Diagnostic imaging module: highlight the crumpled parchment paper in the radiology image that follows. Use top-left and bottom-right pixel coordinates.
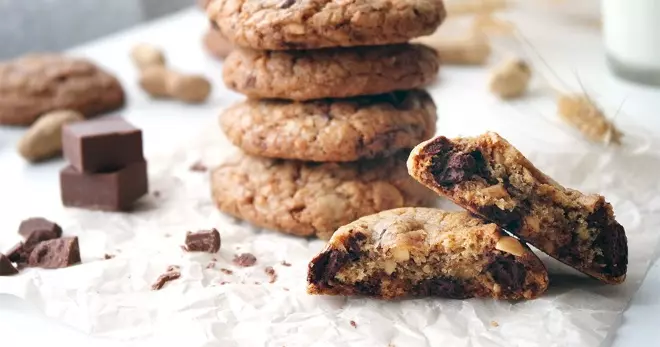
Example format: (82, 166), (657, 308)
(0, 123), (658, 347)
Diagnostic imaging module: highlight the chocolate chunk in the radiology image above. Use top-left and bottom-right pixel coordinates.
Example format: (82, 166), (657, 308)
(307, 250), (347, 289)
(414, 277), (468, 299)
(18, 217), (62, 239)
(265, 266), (277, 283)
(62, 117), (144, 173)
(151, 266), (181, 290)
(184, 229), (221, 253)
(7, 225), (61, 264)
(486, 256), (526, 293)
(433, 150), (488, 186)
(590, 205), (628, 278)
(345, 232), (367, 261)
(350, 320), (357, 328)
(0, 254), (18, 276)
(233, 253), (257, 267)
(6, 242), (26, 263)
(477, 205), (523, 232)
(59, 161), (148, 211)
(104, 253), (115, 260)
(27, 237), (81, 269)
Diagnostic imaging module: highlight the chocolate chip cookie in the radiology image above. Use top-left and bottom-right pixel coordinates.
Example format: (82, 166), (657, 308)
(222, 44), (439, 101)
(408, 133), (628, 284)
(0, 54), (125, 126)
(307, 207), (549, 300)
(221, 91), (437, 162)
(203, 27), (233, 59)
(210, 152), (435, 239)
(206, 0), (446, 50)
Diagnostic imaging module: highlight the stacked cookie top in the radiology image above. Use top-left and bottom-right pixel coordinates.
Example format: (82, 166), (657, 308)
(207, 0), (446, 238)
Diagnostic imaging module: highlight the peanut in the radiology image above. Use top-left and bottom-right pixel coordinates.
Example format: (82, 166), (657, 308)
(495, 236), (525, 257)
(416, 31), (491, 65)
(17, 110), (84, 162)
(138, 67), (212, 103)
(489, 58), (531, 99)
(130, 43), (166, 70)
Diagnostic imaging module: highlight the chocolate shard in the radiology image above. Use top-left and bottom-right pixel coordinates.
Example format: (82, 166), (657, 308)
(27, 237), (81, 269)
(0, 254), (18, 276)
(18, 217), (62, 239)
(6, 242), (27, 263)
(184, 229), (221, 253)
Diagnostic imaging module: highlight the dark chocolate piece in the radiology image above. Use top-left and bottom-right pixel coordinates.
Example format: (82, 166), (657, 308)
(184, 229), (221, 253)
(0, 254), (18, 276)
(27, 237), (81, 269)
(220, 268), (233, 274)
(151, 265), (181, 290)
(62, 117), (144, 173)
(350, 320), (357, 328)
(6, 242), (27, 263)
(18, 217), (62, 239)
(233, 253), (257, 267)
(189, 161), (208, 172)
(60, 161), (148, 211)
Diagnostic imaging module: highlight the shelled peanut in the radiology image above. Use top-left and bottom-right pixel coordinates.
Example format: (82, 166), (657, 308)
(489, 58), (531, 99)
(17, 110), (84, 162)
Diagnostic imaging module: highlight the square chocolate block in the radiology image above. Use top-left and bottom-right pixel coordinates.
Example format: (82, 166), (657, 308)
(62, 117), (143, 173)
(60, 161), (148, 211)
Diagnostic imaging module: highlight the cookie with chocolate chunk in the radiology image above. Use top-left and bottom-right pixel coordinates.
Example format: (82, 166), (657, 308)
(307, 207), (549, 300)
(207, 0), (446, 50)
(407, 132), (628, 284)
(220, 90), (437, 162)
(0, 54), (125, 126)
(222, 44), (439, 101)
(210, 152), (435, 239)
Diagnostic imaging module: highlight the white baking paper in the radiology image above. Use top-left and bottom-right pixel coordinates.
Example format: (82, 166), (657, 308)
(1, 121), (658, 347)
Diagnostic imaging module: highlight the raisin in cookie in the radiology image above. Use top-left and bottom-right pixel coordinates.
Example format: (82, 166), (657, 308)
(307, 207), (549, 300)
(223, 44), (439, 101)
(407, 133), (628, 284)
(0, 54), (125, 126)
(207, 0), (446, 50)
(221, 91), (437, 162)
(203, 27), (233, 59)
(211, 152), (435, 239)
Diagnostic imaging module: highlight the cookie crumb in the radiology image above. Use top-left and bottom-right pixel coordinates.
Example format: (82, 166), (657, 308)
(233, 253), (257, 267)
(350, 320), (357, 328)
(151, 265), (181, 290)
(265, 266), (277, 283)
(220, 268), (233, 275)
(190, 161), (208, 172)
(490, 320), (499, 327)
(280, 260), (291, 267)
(104, 253), (115, 260)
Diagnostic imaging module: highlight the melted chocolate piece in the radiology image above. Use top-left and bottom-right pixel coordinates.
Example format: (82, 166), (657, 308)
(477, 205), (523, 233)
(354, 277), (382, 296)
(486, 256), (526, 293)
(307, 250), (347, 289)
(414, 277), (468, 299)
(425, 137), (490, 186)
(590, 205), (628, 278)
(345, 232), (367, 261)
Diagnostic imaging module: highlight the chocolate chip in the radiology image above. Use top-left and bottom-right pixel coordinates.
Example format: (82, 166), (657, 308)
(279, 0), (296, 9)
(27, 237), (81, 269)
(414, 277), (468, 299)
(590, 205), (628, 277)
(233, 253), (257, 267)
(307, 250), (347, 289)
(477, 205), (523, 232)
(18, 217), (62, 239)
(486, 256), (526, 293)
(345, 232), (367, 261)
(0, 254), (18, 276)
(184, 229), (221, 253)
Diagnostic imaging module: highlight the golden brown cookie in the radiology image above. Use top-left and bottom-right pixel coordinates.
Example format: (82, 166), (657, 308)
(0, 54), (125, 126)
(220, 91), (437, 162)
(408, 132), (628, 284)
(307, 207), (549, 300)
(207, 0), (446, 50)
(203, 27), (233, 59)
(222, 44), (439, 101)
(210, 152), (435, 239)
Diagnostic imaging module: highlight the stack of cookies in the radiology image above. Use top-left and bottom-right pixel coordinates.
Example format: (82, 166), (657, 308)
(207, 0), (447, 239)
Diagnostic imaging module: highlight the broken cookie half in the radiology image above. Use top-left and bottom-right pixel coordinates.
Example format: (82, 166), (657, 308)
(407, 132), (627, 284)
(307, 208), (548, 300)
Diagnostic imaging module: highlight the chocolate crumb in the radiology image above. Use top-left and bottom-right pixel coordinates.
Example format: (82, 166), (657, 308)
(104, 254), (115, 260)
(233, 253), (257, 267)
(184, 229), (221, 253)
(206, 261), (216, 269)
(220, 281), (229, 285)
(281, 260), (291, 267)
(490, 320), (499, 327)
(350, 320), (357, 328)
(220, 268), (233, 275)
(151, 266), (181, 290)
(190, 161), (208, 172)
(265, 266), (277, 283)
